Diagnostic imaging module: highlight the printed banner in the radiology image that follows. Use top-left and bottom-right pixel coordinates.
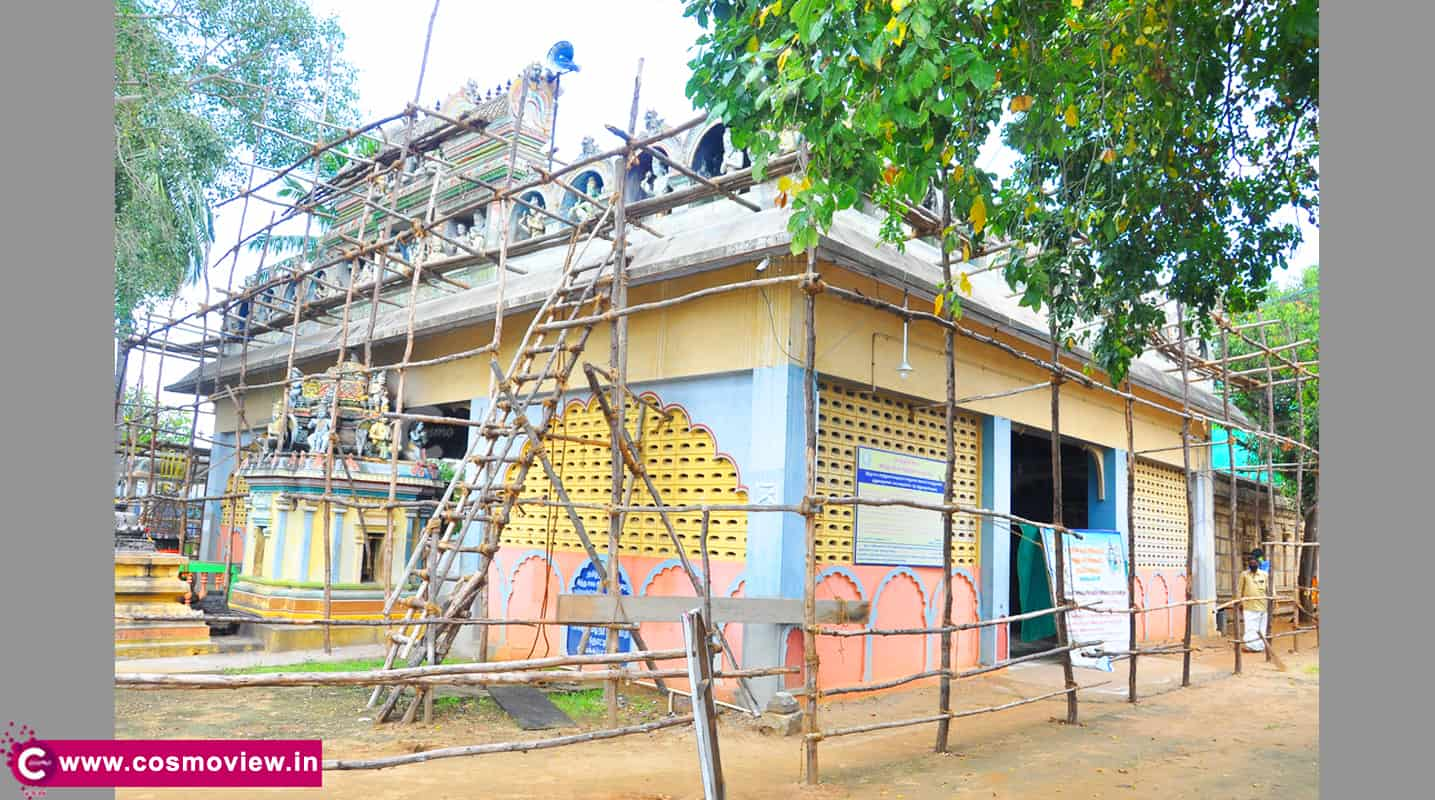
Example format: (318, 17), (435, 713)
(1039, 528), (1132, 672)
(853, 446), (947, 567)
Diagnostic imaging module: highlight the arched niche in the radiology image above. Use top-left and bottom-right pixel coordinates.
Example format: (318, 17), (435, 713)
(625, 148), (674, 204)
(691, 123), (749, 179)
(510, 191), (549, 242)
(561, 170), (605, 220)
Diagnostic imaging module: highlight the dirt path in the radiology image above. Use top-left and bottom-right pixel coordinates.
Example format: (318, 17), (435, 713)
(116, 639), (1318, 799)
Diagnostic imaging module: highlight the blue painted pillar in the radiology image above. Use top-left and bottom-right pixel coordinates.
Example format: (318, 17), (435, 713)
(298, 507), (314, 582)
(460, 395), (490, 578)
(273, 504), (289, 580)
(332, 507), (347, 584)
(742, 364), (809, 706)
(979, 416), (1011, 665)
(1087, 446), (1127, 534)
(202, 431), (235, 561)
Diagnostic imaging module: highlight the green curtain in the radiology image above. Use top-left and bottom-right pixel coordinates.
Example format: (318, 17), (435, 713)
(1016, 523), (1057, 641)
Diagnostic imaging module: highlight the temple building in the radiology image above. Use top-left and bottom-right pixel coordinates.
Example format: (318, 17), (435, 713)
(170, 64), (1264, 692)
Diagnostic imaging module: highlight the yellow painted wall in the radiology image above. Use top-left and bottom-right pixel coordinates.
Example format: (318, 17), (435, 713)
(210, 256), (1199, 467)
(810, 265), (1196, 468)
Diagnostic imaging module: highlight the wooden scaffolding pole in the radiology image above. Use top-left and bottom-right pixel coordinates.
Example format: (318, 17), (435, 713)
(1259, 313), (1278, 663)
(603, 57), (644, 726)
(1176, 304), (1196, 687)
(1221, 318), (1242, 674)
(1048, 322), (1079, 725)
(935, 197), (957, 754)
(1124, 381), (1138, 702)
(801, 244), (821, 784)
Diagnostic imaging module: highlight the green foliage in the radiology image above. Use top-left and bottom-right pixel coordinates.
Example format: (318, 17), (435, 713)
(244, 136), (381, 260)
(1220, 264), (1318, 507)
(121, 386), (195, 447)
(223, 657), (389, 675)
(682, 0), (1318, 384)
(114, 0), (360, 334)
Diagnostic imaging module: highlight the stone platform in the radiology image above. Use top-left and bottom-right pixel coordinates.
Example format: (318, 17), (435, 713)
(115, 552), (215, 660)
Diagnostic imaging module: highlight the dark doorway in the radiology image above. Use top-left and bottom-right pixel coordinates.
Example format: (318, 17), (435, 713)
(1008, 430), (1091, 656)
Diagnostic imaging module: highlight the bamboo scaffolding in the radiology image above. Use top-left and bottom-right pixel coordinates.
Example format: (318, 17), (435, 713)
(813, 681), (1111, 741)
(119, 663), (793, 690)
(1177, 304), (1196, 686)
(1125, 379), (1138, 702)
(114, 28), (1324, 785)
(936, 206), (957, 754)
(326, 714), (695, 771)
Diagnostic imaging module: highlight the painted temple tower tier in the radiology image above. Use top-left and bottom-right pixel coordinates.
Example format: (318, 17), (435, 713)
(230, 361), (446, 650)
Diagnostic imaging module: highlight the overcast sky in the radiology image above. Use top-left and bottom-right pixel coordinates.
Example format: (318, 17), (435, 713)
(132, 0), (1318, 442)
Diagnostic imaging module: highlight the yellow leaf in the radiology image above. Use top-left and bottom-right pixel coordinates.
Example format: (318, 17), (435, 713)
(962, 243), (971, 261)
(1064, 104), (1079, 127)
(1111, 43), (1126, 61)
(891, 0), (909, 11)
(970, 195), (987, 235)
(959, 272), (973, 296)
(777, 46), (792, 72)
(1010, 94), (1034, 113)
(798, 175), (813, 192)
(940, 146), (955, 167)
(1071, 0), (1084, 7)
(1100, 148), (1116, 164)
(777, 175), (794, 193)
(1116, 215), (1130, 233)
(747, 36), (760, 54)
(896, 21), (908, 46)
(951, 164), (965, 182)
(885, 16), (898, 32)
(934, 294), (944, 316)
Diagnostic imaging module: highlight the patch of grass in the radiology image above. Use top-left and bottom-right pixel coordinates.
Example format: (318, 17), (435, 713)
(223, 657), (390, 675)
(551, 688), (607, 719)
(433, 696), (465, 711)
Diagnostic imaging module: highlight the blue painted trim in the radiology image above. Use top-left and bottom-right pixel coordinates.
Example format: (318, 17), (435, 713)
(504, 551), (566, 615)
(814, 565), (869, 600)
(924, 567), (982, 670)
(864, 567), (931, 680)
(639, 558), (703, 597)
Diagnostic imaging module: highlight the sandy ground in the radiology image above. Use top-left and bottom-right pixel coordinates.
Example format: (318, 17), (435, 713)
(115, 634), (1318, 799)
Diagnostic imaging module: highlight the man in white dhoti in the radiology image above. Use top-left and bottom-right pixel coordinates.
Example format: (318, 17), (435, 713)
(1237, 549), (1270, 652)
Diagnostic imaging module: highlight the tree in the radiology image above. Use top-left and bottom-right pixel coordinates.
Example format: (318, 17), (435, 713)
(682, 0), (1318, 384)
(114, 0), (360, 334)
(120, 386), (196, 448)
(1220, 264), (1318, 510)
(243, 135), (382, 261)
